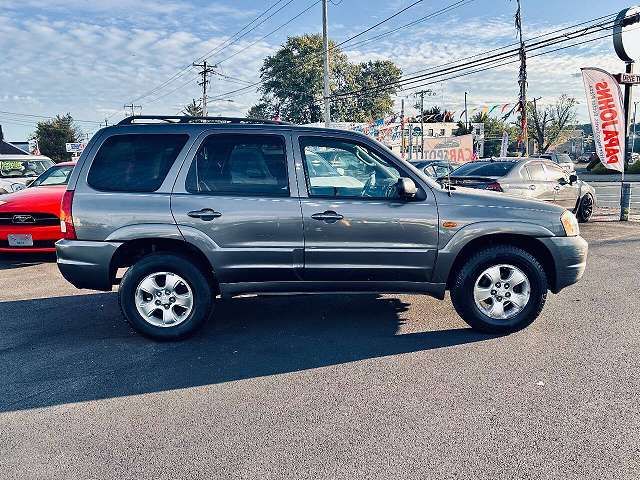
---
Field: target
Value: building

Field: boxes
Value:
[0,125,29,155]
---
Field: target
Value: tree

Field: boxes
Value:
[453,112,517,157]
[32,114,83,163]
[413,105,455,123]
[182,98,203,116]
[249,34,402,123]
[527,95,578,153]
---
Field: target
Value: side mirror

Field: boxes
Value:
[397,177,417,199]
[569,174,578,184]
[25,179,35,187]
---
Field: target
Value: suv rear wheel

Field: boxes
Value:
[119,253,213,340]
[450,245,547,333]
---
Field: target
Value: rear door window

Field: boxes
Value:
[185,134,289,196]
[526,163,546,181]
[88,134,188,192]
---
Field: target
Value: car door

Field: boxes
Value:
[294,132,439,283]
[524,162,555,202]
[544,163,579,209]
[171,130,304,283]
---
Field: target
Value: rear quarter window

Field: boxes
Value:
[87,134,188,192]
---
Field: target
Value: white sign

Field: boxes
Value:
[65,142,86,153]
[613,6,640,63]
[28,139,39,155]
[581,67,625,173]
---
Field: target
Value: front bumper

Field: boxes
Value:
[56,239,122,291]
[539,235,588,293]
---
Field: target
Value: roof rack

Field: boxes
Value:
[117,115,292,126]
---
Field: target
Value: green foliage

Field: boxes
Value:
[590,160,640,174]
[249,34,402,123]
[416,105,454,123]
[454,112,517,157]
[31,114,83,163]
[182,99,203,116]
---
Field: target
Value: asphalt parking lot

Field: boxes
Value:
[1,221,639,480]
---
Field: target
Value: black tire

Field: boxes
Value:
[450,245,548,334]
[118,253,213,340]
[576,193,594,223]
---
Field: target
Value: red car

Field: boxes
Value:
[0,161,76,253]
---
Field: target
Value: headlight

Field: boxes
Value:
[561,210,579,237]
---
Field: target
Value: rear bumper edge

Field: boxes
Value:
[56,239,122,291]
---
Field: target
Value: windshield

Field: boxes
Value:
[29,164,74,187]
[451,162,516,178]
[305,152,340,177]
[0,159,54,178]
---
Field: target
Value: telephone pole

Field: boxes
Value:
[193,60,216,117]
[415,89,433,159]
[123,104,141,117]
[464,91,469,131]
[322,0,331,127]
[515,0,528,155]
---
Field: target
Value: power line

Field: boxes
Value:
[125,0,294,107]
[215,0,322,65]
[323,15,621,101]
[0,110,103,124]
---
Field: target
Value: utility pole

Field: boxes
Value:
[419,92,424,159]
[123,104,141,117]
[322,0,331,127]
[633,101,639,159]
[464,91,469,131]
[193,60,216,117]
[530,96,542,153]
[400,98,406,159]
[515,0,528,155]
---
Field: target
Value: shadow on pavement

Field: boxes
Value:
[0,292,493,412]
[0,253,56,270]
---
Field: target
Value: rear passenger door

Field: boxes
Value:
[524,162,555,202]
[171,131,304,284]
[545,163,579,209]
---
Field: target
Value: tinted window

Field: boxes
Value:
[30,165,74,187]
[186,134,288,196]
[88,134,187,192]
[300,137,401,199]
[452,162,516,177]
[526,163,546,181]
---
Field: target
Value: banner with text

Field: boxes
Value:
[423,134,474,163]
[581,67,625,172]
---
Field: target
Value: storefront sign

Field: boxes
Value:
[423,134,474,163]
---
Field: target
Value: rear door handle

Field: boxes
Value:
[187,208,222,221]
[554,185,561,191]
[528,185,536,190]
[311,210,344,223]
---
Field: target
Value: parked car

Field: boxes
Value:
[0,162,75,253]
[410,160,461,178]
[577,153,593,163]
[56,116,587,340]
[442,158,595,222]
[539,152,575,172]
[0,155,54,194]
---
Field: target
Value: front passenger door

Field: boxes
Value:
[545,163,579,209]
[296,135,439,283]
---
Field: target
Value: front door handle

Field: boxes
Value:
[311,210,344,223]
[554,185,561,191]
[528,185,536,190]
[187,208,222,221]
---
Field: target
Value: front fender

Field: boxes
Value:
[431,221,556,284]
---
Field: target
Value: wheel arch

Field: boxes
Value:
[109,237,219,294]
[444,233,557,292]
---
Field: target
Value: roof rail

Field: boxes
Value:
[117,115,292,126]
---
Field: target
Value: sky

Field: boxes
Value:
[0,0,636,140]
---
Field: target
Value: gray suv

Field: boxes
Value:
[56,116,588,340]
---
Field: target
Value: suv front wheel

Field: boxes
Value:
[450,245,548,333]
[119,253,213,340]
